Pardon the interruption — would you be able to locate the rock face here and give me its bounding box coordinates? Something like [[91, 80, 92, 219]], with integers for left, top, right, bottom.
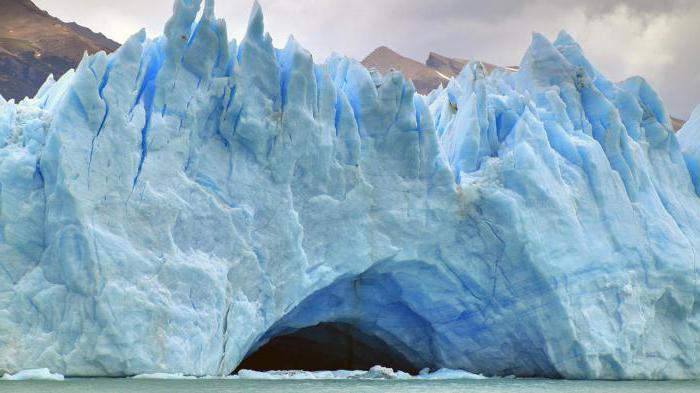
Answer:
[[0, 0, 698, 380], [0, 0, 119, 101], [672, 117, 686, 132]]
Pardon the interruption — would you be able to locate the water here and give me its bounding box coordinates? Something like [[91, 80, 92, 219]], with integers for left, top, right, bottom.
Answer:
[[1, 379, 699, 393]]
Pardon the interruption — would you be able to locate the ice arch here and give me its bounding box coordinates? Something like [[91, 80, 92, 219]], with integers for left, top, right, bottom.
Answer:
[[238, 259, 565, 378], [236, 322, 420, 373]]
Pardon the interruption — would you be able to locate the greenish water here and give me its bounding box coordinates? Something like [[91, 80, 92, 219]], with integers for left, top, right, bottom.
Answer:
[[1, 379, 699, 393]]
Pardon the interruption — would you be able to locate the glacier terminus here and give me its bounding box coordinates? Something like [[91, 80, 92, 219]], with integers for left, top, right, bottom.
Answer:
[[0, 0, 699, 380]]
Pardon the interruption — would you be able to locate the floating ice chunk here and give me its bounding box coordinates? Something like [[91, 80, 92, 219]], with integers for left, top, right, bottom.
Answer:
[[1, 369, 64, 381], [349, 366, 412, 380], [419, 368, 487, 380]]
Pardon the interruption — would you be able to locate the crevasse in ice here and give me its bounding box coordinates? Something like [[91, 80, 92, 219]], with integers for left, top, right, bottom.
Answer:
[[0, 0, 698, 380]]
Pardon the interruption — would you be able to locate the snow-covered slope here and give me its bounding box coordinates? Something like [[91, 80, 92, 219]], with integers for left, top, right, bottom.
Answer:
[[0, 0, 698, 379]]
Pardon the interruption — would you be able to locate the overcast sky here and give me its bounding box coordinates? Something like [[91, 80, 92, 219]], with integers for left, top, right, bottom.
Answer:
[[34, 0, 700, 118]]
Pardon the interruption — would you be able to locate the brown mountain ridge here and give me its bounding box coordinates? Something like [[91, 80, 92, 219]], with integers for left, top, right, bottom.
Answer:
[[0, 0, 119, 101]]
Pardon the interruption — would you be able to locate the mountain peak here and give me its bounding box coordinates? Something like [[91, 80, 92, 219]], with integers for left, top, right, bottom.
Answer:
[[364, 46, 414, 66], [370, 45, 399, 55]]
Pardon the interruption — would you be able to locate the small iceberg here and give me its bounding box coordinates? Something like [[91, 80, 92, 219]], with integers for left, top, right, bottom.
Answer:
[[1, 369, 64, 381], [418, 368, 487, 380], [349, 366, 412, 380]]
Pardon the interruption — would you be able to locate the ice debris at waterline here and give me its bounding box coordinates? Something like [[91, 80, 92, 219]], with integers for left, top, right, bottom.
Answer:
[[128, 366, 487, 380], [235, 366, 486, 380], [132, 373, 198, 380], [1, 369, 64, 381], [0, 0, 698, 381]]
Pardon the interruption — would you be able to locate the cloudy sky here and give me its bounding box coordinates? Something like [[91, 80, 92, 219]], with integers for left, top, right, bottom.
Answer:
[[34, 0, 700, 118]]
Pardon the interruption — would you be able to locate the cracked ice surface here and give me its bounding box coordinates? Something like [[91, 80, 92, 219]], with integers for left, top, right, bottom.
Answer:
[[0, 0, 698, 380]]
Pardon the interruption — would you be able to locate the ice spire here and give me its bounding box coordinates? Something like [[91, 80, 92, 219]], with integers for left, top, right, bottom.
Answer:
[[238, 1, 280, 102]]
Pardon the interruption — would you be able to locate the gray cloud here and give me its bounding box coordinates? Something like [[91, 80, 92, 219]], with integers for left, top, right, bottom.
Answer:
[[33, 0, 700, 118], [578, 0, 694, 16]]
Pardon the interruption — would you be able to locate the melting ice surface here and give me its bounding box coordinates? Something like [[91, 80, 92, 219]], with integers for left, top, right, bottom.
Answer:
[[0, 0, 699, 381]]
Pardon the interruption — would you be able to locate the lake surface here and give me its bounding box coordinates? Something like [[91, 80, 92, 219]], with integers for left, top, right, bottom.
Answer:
[[1, 379, 699, 393]]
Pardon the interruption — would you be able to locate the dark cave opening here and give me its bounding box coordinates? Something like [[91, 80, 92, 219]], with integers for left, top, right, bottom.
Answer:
[[235, 322, 421, 374]]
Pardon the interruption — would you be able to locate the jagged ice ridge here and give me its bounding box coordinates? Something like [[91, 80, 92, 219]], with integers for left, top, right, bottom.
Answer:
[[0, 0, 699, 380]]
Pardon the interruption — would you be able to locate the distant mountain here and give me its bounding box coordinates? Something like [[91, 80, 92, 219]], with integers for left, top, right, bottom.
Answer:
[[361, 46, 449, 95], [361, 46, 517, 95], [671, 117, 686, 131], [0, 0, 119, 101]]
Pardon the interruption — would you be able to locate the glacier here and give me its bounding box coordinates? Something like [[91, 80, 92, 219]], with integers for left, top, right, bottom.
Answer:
[[0, 0, 699, 380]]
